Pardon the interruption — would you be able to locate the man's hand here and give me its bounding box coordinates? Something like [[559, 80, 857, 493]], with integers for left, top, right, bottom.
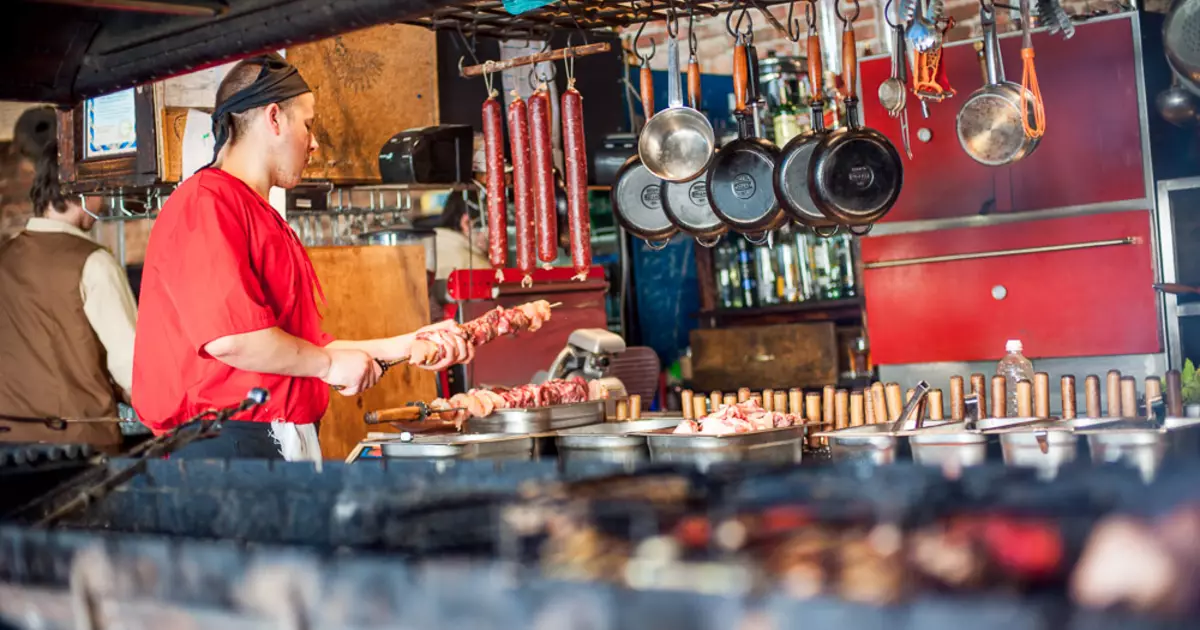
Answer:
[[412, 320, 473, 371], [322, 348, 382, 396]]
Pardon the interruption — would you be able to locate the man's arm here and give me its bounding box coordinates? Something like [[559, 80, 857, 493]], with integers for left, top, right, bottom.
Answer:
[[80, 250, 138, 396], [204, 327, 331, 377]]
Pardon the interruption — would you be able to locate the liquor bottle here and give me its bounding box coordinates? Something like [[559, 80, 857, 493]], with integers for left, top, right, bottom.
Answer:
[[735, 238, 758, 308], [793, 230, 817, 302], [755, 244, 779, 306], [840, 232, 859, 297], [776, 235, 801, 303], [716, 242, 735, 309], [812, 236, 839, 300]]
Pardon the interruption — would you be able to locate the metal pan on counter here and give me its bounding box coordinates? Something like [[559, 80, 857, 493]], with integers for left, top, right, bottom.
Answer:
[[464, 400, 605, 434], [1076, 416, 1200, 482], [632, 424, 807, 469], [555, 418, 682, 466], [356, 433, 537, 460]]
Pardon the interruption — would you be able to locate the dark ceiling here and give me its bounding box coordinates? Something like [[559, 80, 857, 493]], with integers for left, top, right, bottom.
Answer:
[[4, 0, 455, 105]]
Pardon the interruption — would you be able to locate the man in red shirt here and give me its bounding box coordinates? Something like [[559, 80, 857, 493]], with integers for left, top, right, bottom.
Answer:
[[132, 54, 469, 460]]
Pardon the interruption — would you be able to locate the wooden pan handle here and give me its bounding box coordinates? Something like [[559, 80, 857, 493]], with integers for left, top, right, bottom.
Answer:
[[842, 26, 857, 100], [1119, 377, 1138, 418], [1166, 370, 1184, 417], [835, 389, 850, 430], [970, 374, 987, 418], [990, 376, 1006, 419], [1084, 375, 1101, 418], [850, 390, 865, 427], [807, 33, 824, 101], [949, 376, 965, 421], [733, 42, 748, 111], [1106, 370, 1122, 418], [640, 65, 655, 119], [688, 59, 702, 108], [1145, 376, 1163, 418], [1061, 376, 1076, 420], [1016, 379, 1033, 418], [1034, 372, 1050, 419], [365, 406, 424, 423], [928, 389, 944, 421], [681, 390, 694, 419]]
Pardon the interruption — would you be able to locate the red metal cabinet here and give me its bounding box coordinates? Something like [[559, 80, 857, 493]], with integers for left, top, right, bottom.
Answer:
[[859, 15, 1146, 223], [860, 210, 1160, 364]]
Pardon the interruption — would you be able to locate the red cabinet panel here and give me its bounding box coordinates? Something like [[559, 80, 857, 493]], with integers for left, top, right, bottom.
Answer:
[[860, 15, 1145, 223], [860, 210, 1160, 364]]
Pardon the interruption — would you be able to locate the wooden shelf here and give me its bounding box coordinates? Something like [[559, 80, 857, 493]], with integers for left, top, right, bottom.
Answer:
[[697, 297, 863, 319]]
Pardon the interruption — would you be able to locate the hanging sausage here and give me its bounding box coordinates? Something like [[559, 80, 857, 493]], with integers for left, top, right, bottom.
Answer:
[[508, 92, 536, 287], [561, 54, 591, 281], [481, 73, 507, 281], [527, 83, 558, 269]]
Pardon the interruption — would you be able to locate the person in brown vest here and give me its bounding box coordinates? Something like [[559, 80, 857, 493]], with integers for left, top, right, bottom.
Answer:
[[0, 142, 138, 451]]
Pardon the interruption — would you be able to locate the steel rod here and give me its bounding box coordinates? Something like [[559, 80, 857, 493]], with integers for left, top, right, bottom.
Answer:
[[461, 42, 612, 77], [863, 237, 1136, 270]]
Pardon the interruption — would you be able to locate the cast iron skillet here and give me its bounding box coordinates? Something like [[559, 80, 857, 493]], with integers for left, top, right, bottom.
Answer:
[[661, 173, 726, 246], [611, 155, 676, 247], [706, 40, 784, 239], [808, 18, 903, 228], [773, 22, 840, 237]]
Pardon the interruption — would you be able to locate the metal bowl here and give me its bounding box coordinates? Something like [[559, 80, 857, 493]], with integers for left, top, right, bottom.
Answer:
[[908, 429, 988, 470], [822, 424, 898, 466], [638, 108, 715, 183]]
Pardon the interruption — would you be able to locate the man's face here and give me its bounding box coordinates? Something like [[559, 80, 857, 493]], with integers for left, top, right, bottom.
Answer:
[[270, 92, 319, 189]]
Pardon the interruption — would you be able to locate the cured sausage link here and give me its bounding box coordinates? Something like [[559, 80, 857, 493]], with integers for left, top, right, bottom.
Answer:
[[561, 85, 591, 281], [507, 93, 536, 285], [527, 86, 558, 268], [481, 94, 507, 275]]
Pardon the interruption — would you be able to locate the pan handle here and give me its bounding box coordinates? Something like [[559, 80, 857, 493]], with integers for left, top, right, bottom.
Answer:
[[842, 18, 858, 101], [807, 26, 824, 104], [640, 64, 655, 119], [733, 38, 748, 111], [695, 235, 723, 248], [644, 238, 673, 250], [848, 223, 873, 236], [813, 224, 840, 238]]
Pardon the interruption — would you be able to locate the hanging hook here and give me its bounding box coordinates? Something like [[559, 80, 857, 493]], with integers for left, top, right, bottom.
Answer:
[[786, 0, 802, 42], [665, 0, 679, 39], [634, 4, 657, 64], [805, 0, 817, 31], [884, 0, 898, 27], [836, 0, 861, 24], [561, 0, 590, 45], [726, 0, 753, 39]]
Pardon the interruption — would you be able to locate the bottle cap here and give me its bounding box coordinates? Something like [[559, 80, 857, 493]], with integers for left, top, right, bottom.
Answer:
[[1005, 340, 1023, 354]]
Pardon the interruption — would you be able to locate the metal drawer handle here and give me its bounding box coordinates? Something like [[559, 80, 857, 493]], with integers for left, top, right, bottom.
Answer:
[[863, 237, 1137, 270]]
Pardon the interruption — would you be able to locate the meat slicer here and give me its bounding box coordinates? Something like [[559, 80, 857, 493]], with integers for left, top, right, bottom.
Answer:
[[535, 328, 628, 401]]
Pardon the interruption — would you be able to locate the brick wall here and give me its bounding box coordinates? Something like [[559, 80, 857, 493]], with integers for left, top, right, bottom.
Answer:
[[622, 0, 1130, 75]]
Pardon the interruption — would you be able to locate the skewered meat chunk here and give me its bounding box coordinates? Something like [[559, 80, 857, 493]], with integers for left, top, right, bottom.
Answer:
[[426, 376, 597, 429], [409, 300, 553, 367]]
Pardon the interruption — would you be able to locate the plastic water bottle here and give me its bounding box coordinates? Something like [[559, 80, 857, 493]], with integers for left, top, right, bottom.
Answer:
[[997, 340, 1035, 417]]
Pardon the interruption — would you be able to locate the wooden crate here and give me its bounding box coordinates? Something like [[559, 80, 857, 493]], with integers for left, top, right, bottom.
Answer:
[[689, 323, 838, 391]]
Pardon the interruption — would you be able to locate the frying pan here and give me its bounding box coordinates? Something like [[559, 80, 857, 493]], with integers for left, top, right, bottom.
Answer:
[[774, 20, 840, 236], [638, 28, 716, 182], [955, 3, 1040, 166], [707, 40, 785, 237], [808, 17, 903, 227], [662, 174, 726, 245], [611, 73, 678, 247]]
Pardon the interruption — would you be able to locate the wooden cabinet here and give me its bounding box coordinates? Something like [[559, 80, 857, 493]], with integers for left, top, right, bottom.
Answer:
[[859, 210, 1160, 364], [859, 15, 1146, 223], [308, 244, 436, 459], [689, 323, 839, 390]]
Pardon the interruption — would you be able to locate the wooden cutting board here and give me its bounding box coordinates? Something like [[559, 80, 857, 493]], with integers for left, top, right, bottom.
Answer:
[[307, 244, 435, 459], [689, 323, 838, 391]]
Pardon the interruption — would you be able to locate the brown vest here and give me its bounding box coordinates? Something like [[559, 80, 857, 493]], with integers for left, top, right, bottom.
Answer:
[[0, 230, 120, 449]]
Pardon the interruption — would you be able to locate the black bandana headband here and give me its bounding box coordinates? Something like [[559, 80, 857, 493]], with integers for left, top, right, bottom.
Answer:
[[207, 53, 312, 167]]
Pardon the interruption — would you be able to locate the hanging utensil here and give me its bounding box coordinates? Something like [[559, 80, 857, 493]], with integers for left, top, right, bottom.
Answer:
[[906, 0, 938, 53], [955, 1, 1040, 166], [707, 33, 786, 237], [662, 174, 727, 245], [1158, 76, 1198, 127], [878, 8, 907, 117], [774, 0, 841, 235], [687, 3, 703, 109], [807, 3, 904, 228], [612, 61, 679, 247], [1018, 0, 1046, 140], [638, 13, 716, 182]]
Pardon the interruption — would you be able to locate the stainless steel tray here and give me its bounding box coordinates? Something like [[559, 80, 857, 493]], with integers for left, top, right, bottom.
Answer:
[[818, 424, 899, 466], [555, 418, 682, 450], [1075, 417, 1200, 481], [464, 400, 605, 434], [635, 425, 806, 467], [371, 433, 535, 459], [906, 424, 988, 470]]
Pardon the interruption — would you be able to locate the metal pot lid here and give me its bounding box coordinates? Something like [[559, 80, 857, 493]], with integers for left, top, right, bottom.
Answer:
[[810, 129, 902, 223], [775, 133, 836, 227], [662, 176, 725, 237], [706, 139, 782, 232], [611, 157, 677, 241]]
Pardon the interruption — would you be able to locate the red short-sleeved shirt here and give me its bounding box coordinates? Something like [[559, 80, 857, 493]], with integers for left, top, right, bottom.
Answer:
[[132, 169, 333, 433]]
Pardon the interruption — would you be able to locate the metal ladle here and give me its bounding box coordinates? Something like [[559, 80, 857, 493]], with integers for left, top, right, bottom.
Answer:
[[1157, 75, 1197, 127]]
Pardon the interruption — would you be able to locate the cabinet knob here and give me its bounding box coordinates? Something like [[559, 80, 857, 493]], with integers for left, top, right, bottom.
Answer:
[[992, 285, 1008, 300], [917, 128, 933, 142]]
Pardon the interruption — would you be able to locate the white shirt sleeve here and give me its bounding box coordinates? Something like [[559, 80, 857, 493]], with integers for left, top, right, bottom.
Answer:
[[80, 249, 138, 394]]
